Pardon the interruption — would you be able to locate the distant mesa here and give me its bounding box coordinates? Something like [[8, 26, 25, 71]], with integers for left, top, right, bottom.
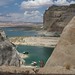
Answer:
[[43, 4, 75, 33]]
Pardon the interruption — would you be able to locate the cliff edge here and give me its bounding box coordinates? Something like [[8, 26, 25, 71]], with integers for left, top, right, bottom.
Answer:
[[43, 4, 75, 33], [0, 29, 24, 67], [39, 16, 75, 74]]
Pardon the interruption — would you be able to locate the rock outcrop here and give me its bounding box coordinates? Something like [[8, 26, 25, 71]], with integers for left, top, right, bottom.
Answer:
[[39, 16, 75, 74], [43, 4, 75, 33], [0, 29, 24, 67]]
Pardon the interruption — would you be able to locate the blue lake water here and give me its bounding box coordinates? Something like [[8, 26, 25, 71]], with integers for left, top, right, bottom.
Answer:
[[1, 27, 54, 66], [17, 45, 54, 66], [2, 27, 39, 37]]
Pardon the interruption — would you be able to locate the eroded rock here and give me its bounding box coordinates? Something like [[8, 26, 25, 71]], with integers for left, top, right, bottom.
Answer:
[[39, 17, 75, 74], [0, 29, 24, 67], [43, 4, 75, 33]]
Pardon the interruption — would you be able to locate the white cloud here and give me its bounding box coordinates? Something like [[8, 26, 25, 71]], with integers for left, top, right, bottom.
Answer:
[[24, 10, 43, 22], [54, 0, 75, 5], [0, 13, 24, 22], [21, 0, 53, 9], [54, 0, 69, 5], [0, 11, 43, 22], [0, 0, 75, 22], [70, 1, 75, 4], [21, 0, 75, 9], [24, 10, 42, 17]]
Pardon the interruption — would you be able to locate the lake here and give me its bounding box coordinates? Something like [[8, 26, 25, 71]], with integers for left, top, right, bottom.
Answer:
[[17, 45, 54, 66], [1, 27, 54, 67], [1, 27, 39, 37]]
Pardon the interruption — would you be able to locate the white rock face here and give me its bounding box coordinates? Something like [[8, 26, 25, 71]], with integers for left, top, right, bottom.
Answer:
[[39, 17, 75, 74], [0, 29, 24, 67], [45, 17, 75, 67]]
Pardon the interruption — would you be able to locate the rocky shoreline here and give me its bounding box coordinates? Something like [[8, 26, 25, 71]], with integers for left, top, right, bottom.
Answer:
[[9, 36, 59, 47]]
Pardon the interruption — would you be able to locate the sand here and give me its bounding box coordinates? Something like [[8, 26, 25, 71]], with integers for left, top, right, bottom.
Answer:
[[9, 37, 59, 47]]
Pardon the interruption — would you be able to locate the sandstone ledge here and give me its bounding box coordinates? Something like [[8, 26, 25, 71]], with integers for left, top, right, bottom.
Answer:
[[38, 17, 75, 74], [9, 37, 59, 47], [0, 66, 38, 74]]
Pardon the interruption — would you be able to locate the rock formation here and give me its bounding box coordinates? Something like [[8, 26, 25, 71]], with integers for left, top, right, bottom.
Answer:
[[39, 16, 75, 74], [0, 29, 24, 67], [43, 4, 75, 33]]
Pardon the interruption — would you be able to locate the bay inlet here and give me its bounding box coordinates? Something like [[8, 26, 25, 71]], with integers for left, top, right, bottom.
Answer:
[[1, 27, 56, 67]]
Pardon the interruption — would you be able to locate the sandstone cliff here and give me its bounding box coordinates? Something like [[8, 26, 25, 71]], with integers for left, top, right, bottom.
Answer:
[[39, 17, 75, 74], [43, 4, 75, 33], [0, 29, 24, 67]]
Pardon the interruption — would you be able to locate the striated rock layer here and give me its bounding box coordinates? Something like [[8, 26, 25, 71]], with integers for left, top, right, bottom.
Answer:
[[43, 4, 75, 33], [39, 17, 75, 74], [0, 29, 24, 67]]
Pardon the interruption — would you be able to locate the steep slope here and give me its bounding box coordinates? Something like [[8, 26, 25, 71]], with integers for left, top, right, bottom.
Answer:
[[43, 4, 75, 33], [39, 17, 75, 74], [0, 29, 24, 66]]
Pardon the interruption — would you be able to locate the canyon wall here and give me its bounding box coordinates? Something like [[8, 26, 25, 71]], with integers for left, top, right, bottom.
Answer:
[[43, 4, 75, 33], [39, 16, 75, 74]]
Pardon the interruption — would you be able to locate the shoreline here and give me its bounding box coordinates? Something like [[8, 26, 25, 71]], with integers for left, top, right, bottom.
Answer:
[[9, 36, 59, 47]]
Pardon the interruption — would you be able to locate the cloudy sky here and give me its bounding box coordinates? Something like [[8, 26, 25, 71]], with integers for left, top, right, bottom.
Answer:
[[0, 0, 75, 22]]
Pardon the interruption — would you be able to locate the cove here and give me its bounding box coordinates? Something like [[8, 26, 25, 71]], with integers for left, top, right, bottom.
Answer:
[[1, 27, 54, 67], [17, 45, 54, 67]]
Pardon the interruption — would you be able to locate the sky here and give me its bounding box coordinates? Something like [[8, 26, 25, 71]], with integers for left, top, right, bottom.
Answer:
[[0, 0, 75, 22]]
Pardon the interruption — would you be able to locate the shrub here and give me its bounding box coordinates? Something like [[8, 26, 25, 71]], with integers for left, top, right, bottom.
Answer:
[[64, 64, 71, 70]]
